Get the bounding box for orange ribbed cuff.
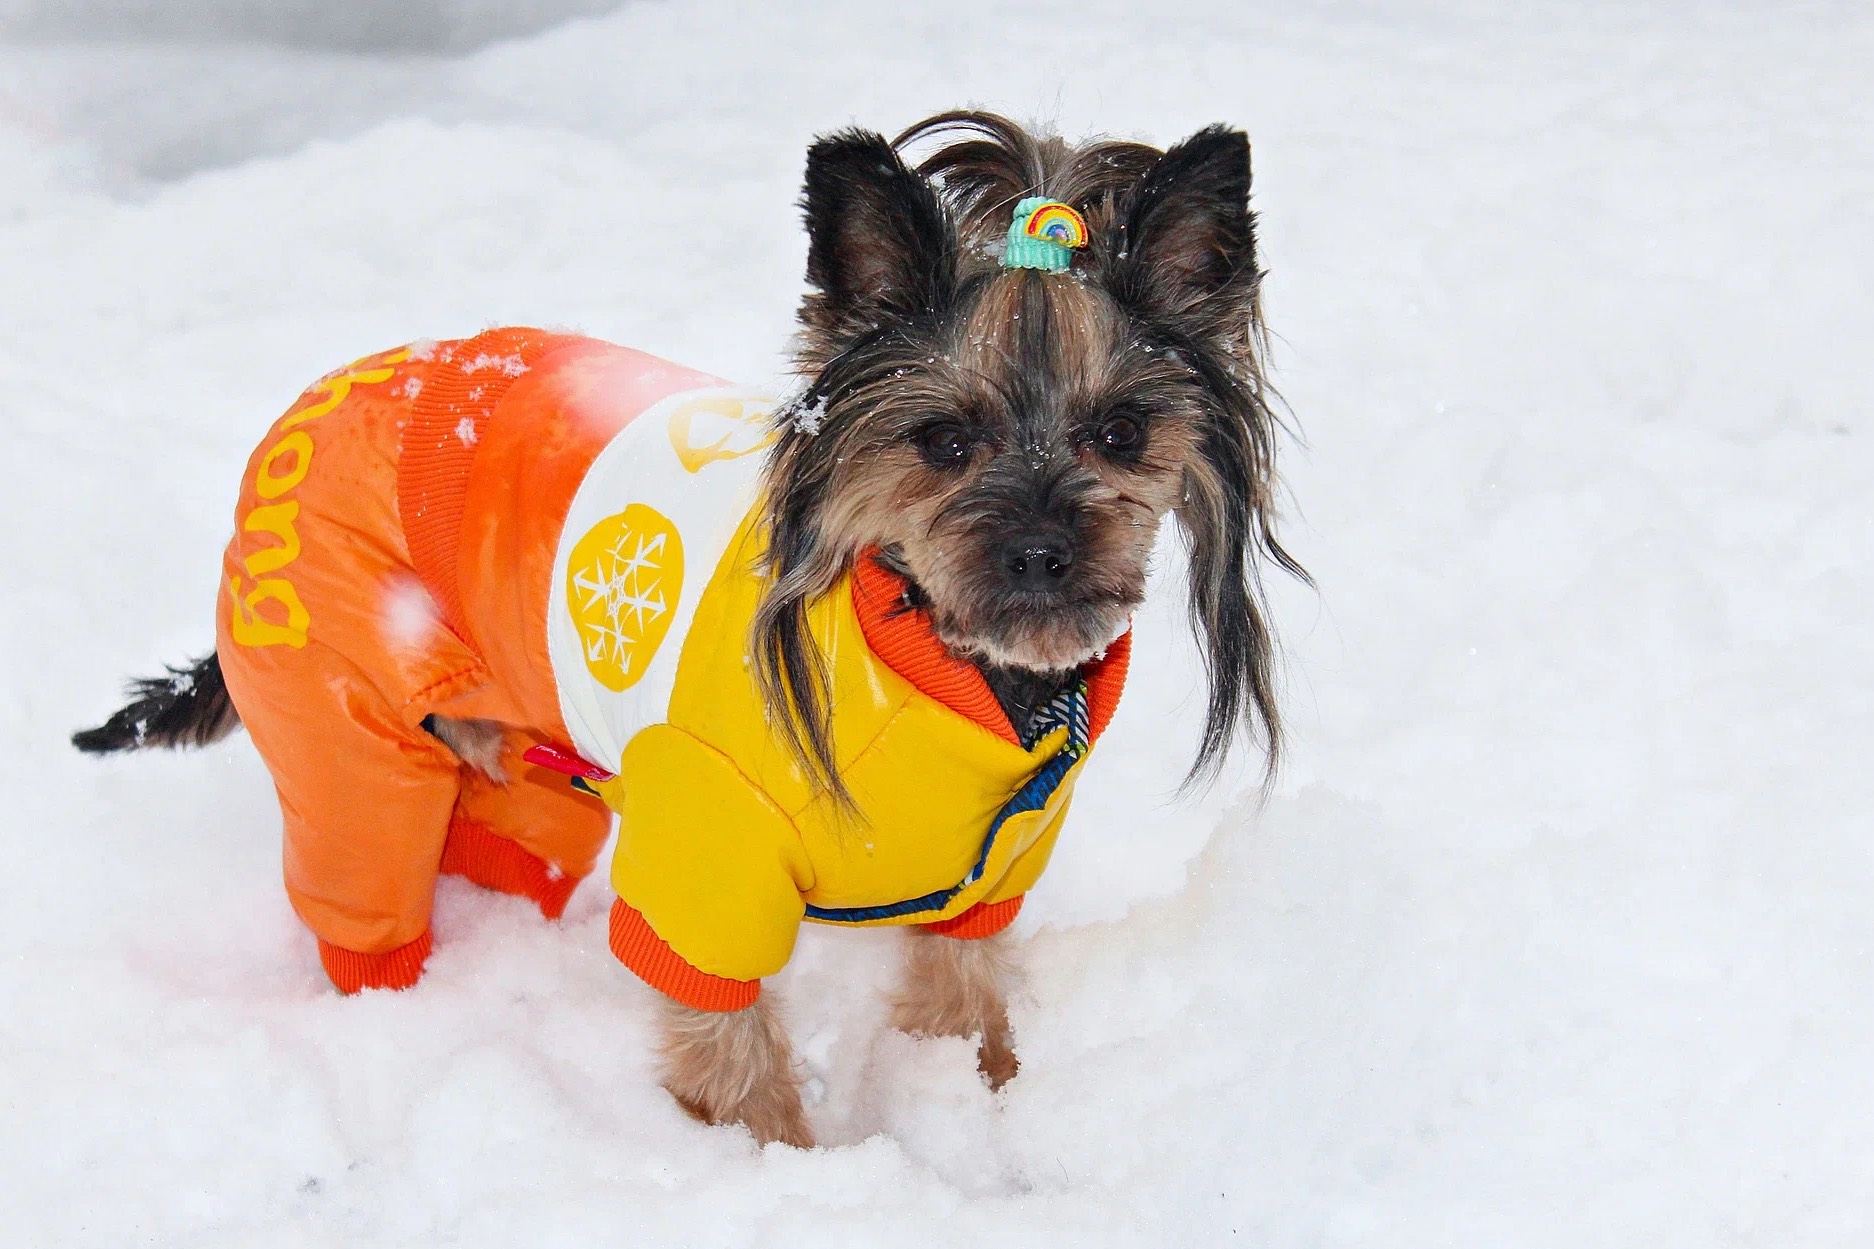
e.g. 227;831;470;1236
318;928;432;994
924;895;1024;939
608;898;759;1012
440;816;582;920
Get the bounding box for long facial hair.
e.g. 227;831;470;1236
753;110;1305;805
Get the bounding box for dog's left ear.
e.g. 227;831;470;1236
1112;126;1258;339
798;129;957;358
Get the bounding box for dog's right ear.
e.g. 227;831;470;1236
798;129;957;361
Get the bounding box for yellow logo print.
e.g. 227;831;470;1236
228;346;410;649
566;504;684;691
666;394;777;473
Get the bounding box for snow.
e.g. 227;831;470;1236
380;575;443;651
5;1;1872;1245
461;351;529;377
792;396;827;436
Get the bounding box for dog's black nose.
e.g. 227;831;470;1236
1001;536;1074;587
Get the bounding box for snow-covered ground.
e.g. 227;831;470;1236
4;2;1871;1244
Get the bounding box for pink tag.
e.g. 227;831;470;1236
522;743;616;782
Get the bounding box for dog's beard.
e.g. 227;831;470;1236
926;578;1137;673
879;540;1144;673
938;614;1127;674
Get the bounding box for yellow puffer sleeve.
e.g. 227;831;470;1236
602;724;812;1009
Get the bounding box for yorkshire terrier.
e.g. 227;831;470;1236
73;111;1300;1148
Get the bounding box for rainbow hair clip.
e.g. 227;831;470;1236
1003;197;1090;272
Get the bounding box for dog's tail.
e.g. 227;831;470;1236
71;651;242;754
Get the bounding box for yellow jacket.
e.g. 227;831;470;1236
585;513;1131;1011
416;340;1135;1011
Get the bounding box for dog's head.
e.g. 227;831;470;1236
755;111;1301;798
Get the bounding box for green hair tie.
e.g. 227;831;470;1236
1003;196;1090;272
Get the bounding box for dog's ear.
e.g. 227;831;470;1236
1114;129;1292;790
798;129;956;356
1111;126;1258;339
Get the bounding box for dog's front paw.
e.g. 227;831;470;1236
669;1080;815;1149
977;1023;1019;1091
891;995;1020;1092
892;931;1021;1091
660;997;815;1148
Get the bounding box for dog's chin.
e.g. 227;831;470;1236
932;600;1134;673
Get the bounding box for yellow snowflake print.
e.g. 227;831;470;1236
566;503;684;692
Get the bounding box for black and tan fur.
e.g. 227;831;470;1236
754;111;1303;807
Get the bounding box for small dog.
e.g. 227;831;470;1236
74;111;1300;1147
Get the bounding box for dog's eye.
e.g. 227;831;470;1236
1093;413;1144;459
914;422;975;468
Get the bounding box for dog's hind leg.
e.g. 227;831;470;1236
892;928;1020;1090
218;639;464;993
659;995;814;1148
439;726;612;921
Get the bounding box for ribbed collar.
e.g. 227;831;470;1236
848;551;1131;749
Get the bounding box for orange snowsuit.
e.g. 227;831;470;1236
217;329;1128;1000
